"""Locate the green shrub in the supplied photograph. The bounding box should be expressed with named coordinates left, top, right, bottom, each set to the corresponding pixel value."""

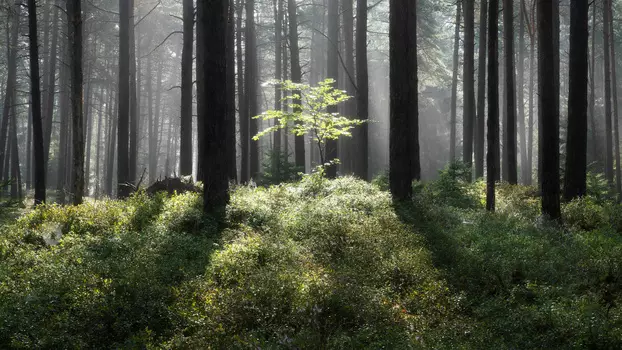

left=562, top=196, right=607, bottom=231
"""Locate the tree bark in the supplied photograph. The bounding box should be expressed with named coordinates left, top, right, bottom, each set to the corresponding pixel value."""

left=487, top=0, right=499, bottom=211
left=604, top=0, right=614, bottom=184
left=227, top=0, right=237, bottom=182
left=389, top=0, right=419, bottom=200
left=450, top=1, right=461, bottom=163
left=273, top=0, right=283, bottom=177
left=475, top=0, right=487, bottom=179
left=197, top=0, right=230, bottom=213
left=325, top=0, right=339, bottom=178
left=246, top=0, right=259, bottom=179
left=28, top=0, right=46, bottom=205
left=354, top=0, right=369, bottom=180
left=129, top=0, right=138, bottom=185
left=503, top=0, right=517, bottom=184
left=563, top=0, right=589, bottom=201
left=538, top=0, right=561, bottom=220
left=608, top=0, right=622, bottom=199
left=236, top=0, right=248, bottom=182
left=0, top=3, right=19, bottom=189
left=118, top=0, right=131, bottom=198
left=288, top=0, right=305, bottom=172
left=464, top=0, right=475, bottom=177
left=43, top=1, right=60, bottom=169
left=68, top=0, right=84, bottom=205
left=180, top=0, right=194, bottom=176
left=518, top=0, right=528, bottom=184
left=342, top=0, right=356, bottom=174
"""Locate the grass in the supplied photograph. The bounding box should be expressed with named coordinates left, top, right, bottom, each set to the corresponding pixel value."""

left=0, top=168, right=621, bottom=348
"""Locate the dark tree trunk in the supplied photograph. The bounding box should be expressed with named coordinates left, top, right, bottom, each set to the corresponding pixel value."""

left=538, top=0, right=561, bottom=220
left=342, top=0, right=355, bottom=174
left=527, top=0, right=535, bottom=186
left=246, top=0, right=259, bottom=179
left=57, top=39, right=70, bottom=203
left=608, top=0, right=622, bottom=198
left=325, top=0, right=339, bottom=178
left=354, top=0, right=369, bottom=180
left=10, top=91, right=21, bottom=200
left=463, top=0, right=475, bottom=176
left=589, top=1, right=600, bottom=167
left=118, top=0, right=131, bottom=198
left=0, top=3, right=19, bottom=188
left=288, top=0, right=305, bottom=172
left=563, top=0, right=589, bottom=201
left=28, top=0, right=46, bottom=205
left=197, top=0, right=230, bottom=213
left=236, top=0, right=248, bottom=182
left=604, top=0, right=614, bottom=184
left=26, top=100, right=32, bottom=190
left=95, top=84, right=105, bottom=197
left=105, top=84, right=118, bottom=197
left=475, top=0, right=488, bottom=179
left=450, top=1, right=461, bottom=162
left=504, top=0, right=517, bottom=184
left=389, top=0, right=419, bottom=200
left=487, top=0, right=499, bottom=211
left=68, top=0, right=84, bottom=205
left=518, top=0, right=528, bottom=184
left=129, top=0, right=138, bottom=185
left=227, top=0, right=237, bottom=182
left=180, top=0, right=194, bottom=176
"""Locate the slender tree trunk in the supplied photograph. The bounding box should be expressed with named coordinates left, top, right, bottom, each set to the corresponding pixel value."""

left=464, top=0, right=475, bottom=177
left=539, top=0, right=561, bottom=220
left=198, top=0, right=229, bottom=212
left=246, top=0, right=259, bottom=179
left=342, top=0, right=356, bottom=174
left=28, top=0, right=46, bottom=205
left=518, top=1, right=528, bottom=184
left=227, top=0, right=237, bottom=182
left=288, top=0, right=305, bottom=172
left=325, top=0, right=339, bottom=178
left=10, top=91, right=21, bottom=200
left=57, top=37, right=70, bottom=204
left=504, top=0, right=517, bottom=184
left=608, top=0, right=622, bottom=198
left=273, top=0, right=283, bottom=178
left=475, top=0, right=487, bottom=179
left=118, top=0, right=131, bottom=198
left=95, top=84, right=104, bottom=197
left=604, top=0, right=614, bottom=184
left=26, top=100, right=32, bottom=190
left=563, top=0, right=589, bottom=201
left=0, top=3, right=19, bottom=189
left=68, top=0, right=84, bottom=205
left=105, top=83, right=118, bottom=197
left=450, top=1, right=461, bottom=162
left=528, top=0, right=535, bottom=186
left=236, top=0, right=248, bottom=182
left=487, top=0, right=499, bottom=211
left=354, top=0, right=369, bottom=180
left=43, top=1, right=59, bottom=169
left=589, top=1, right=600, bottom=167
left=180, top=0, right=194, bottom=176
left=129, top=0, right=138, bottom=186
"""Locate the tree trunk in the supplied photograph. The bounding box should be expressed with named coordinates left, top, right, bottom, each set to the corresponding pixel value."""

left=10, top=91, right=21, bottom=200
left=236, top=0, right=248, bottom=182
left=246, top=0, right=259, bottom=179
left=589, top=1, right=600, bottom=167
left=95, top=84, right=105, bottom=197
left=450, top=1, right=461, bottom=162
left=342, top=0, right=356, bottom=174
left=354, top=0, right=369, bottom=180
left=0, top=3, right=19, bottom=190
left=68, top=0, right=84, bottom=205
left=608, top=0, right=622, bottom=198
left=464, top=0, right=475, bottom=177
left=518, top=0, right=528, bottom=184
left=563, top=0, right=589, bottom=201
left=118, top=0, right=131, bottom=198
left=288, top=0, right=305, bottom=172
left=28, top=0, right=46, bottom=205
left=487, top=0, right=499, bottom=211
left=197, top=0, right=230, bottom=213
left=325, top=0, right=339, bottom=178
left=527, top=0, right=535, bottom=186
left=129, top=0, right=138, bottom=185
left=538, top=0, right=561, bottom=220
left=180, top=0, right=194, bottom=176
left=43, top=1, right=60, bottom=169
left=389, top=0, right=418, bottom=200
left=57, top=37, right=70, bottom=204
left=503, top=0, right=517, bottom=184
left=227, top=0, right=237, bottom=182
left=273, top=0, right=283, bottom=178
left=604, top=0, right=614, bottom=184
left=475, top=0, right=487, bottom=179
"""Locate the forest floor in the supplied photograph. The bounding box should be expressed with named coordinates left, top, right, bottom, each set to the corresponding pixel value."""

left=1, top=166, right=621, bottom=349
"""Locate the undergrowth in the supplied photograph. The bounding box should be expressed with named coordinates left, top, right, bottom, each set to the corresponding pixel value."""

left=0, top=167, right=621, bottom=348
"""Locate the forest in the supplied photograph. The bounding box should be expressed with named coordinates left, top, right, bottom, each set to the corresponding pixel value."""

left=0, top=0, right=622, bottom=348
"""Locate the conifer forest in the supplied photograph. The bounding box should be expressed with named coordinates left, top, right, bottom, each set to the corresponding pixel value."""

left=1, top=0, right=622, bottom=348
